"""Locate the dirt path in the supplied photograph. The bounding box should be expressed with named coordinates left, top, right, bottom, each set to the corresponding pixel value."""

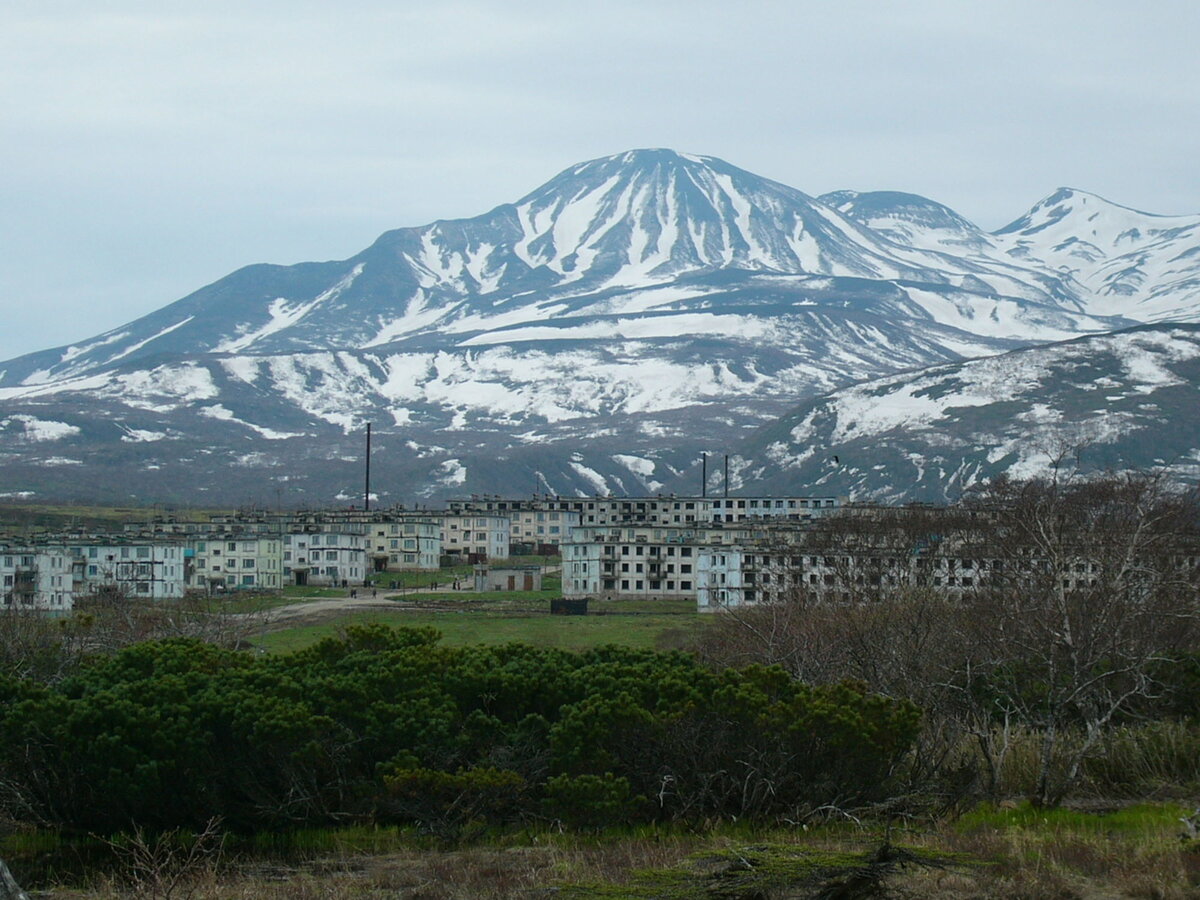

left=259, top=565, right=561, bottom=628
left=263, top=582, right=493, bottom=625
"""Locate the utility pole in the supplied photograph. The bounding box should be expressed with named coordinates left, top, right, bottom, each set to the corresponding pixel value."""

left=701, top=453, right=707, bottom=498
left=364, top=422, right=372, bottom=512
left=724, top=455, right=729, bottom=498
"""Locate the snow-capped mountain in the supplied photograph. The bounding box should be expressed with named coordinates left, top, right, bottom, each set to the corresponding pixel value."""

left=715, top=324, right=1200, bottom=503
left=993, top=188, right=1200, bottom=323
left=0, top=149, right=1197, bottom=504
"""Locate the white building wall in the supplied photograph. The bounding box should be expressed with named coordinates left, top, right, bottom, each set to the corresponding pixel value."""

left=284, top=532, right=366, bottom=585
left=440, top=514, right=510, bottom=559
left=697, top=548, right=746, bottom=610
left=75, top=543, right=187, bottom=599
left=0, top=548, right=77, bottom=611
left=562, top=540, right=601, bottom=597
left=559, top=525, right=737, bottom=601
left=190, top=536, right=283, bottom=591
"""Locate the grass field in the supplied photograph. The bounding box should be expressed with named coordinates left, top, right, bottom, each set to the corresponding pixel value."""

left=366, top=565, right=476, bottom=589
left=0, top=503, right=231, bottom=532
left=14, top=803, right=1200, bottom=898
left=260, top=598, right=705, bottom=654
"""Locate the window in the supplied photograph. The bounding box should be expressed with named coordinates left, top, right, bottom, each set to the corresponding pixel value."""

left=243, top=558, right=255, bottom=568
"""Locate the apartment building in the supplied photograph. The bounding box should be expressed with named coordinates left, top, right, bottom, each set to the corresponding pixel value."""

left=439, top=513, right=510, bottom=561
left=449, top=494, right=841, bottom=537
left=561, top=523, right=754, bottom=600
left=189, top=535, right=284, bottom=592
left=367, top=518, right=441, bottom=571
left=72, top=541, right=187, bottom=600
left=0, top=546, right=80, bottom=611
left=283, top=531, right=366, bottom=586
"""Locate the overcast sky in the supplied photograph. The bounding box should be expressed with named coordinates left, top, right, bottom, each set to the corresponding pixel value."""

left=2, top=0, right=1198, bottom=361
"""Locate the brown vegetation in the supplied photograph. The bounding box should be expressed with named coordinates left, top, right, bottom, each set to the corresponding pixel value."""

left=698, top=472, right=1200, bottom=808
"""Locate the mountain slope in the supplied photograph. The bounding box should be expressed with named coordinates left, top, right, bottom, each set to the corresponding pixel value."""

left=1, top=150, right=1198, bottom=504
left=994, top=188, right=1200, bottom=322
left=0, top=151, right=1131, bottom=389
left=716, top=324, right=1200, bottom=503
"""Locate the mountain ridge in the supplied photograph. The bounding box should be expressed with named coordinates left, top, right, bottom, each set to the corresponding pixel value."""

left=1, top=149, right=1197, bottom=504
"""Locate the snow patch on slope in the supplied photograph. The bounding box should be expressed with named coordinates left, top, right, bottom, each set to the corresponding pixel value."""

left=9, top=416, right=80, bottom=441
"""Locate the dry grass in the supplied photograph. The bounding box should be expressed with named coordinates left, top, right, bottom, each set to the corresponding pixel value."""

left=40, top=837, right=703, bottom=899
left=24, top=808, right=1200, bottom=899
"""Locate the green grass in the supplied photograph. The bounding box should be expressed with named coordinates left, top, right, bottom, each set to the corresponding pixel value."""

left=367, top=565, right=475, bottom=589
left=408, top=590, right=556, bottom=604
left=955, top=801, right=1187, bottom=836
left=0, top=502, right=229, bottom=528
left=491, top=554, right=562, bottom=567
left=277, top=586, right=348, bottom=599
left=13, top=805, right=1200, bottom=897
left=260, top=606, right=707, bottom=655
left=209, top=593, right=303, bottom=614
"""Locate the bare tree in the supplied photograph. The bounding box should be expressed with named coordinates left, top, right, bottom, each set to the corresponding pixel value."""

left=0, top=857, right=30, bottom=900
left=99, top=816, right=225, bottom=900
left=74, top=588, right=274, bottom=654
left=957, top=471, right=1200, bottom=805
left=0, top=607, right=93, bottom=683
left=697, top=471, right=1200, bottom=807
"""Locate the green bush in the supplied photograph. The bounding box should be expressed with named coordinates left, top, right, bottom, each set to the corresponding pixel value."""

left=0, top=628, right=920, bottom=834
left=542, top=773, right=645, bottom=830
left=379, top=766, right=526, bottom=839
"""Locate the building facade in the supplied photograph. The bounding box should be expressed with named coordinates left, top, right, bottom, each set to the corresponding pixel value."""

left=72, top=541, right=188, bottom=600
left=368, top=518, right=442, bottom=571
left=561, top=524, right=755, bottom=600
left=189, top=535, right=284, bottom=592
left=0, top=547, right=79, bottom=611
left=283, top=532, right=366, bottom=586
left=439, top=513, right=510, bottom=561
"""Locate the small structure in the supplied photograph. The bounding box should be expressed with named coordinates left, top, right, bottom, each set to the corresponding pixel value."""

left=473, top=565, right=542, bottom=592
left=550, top=598, right=588, bottom=615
